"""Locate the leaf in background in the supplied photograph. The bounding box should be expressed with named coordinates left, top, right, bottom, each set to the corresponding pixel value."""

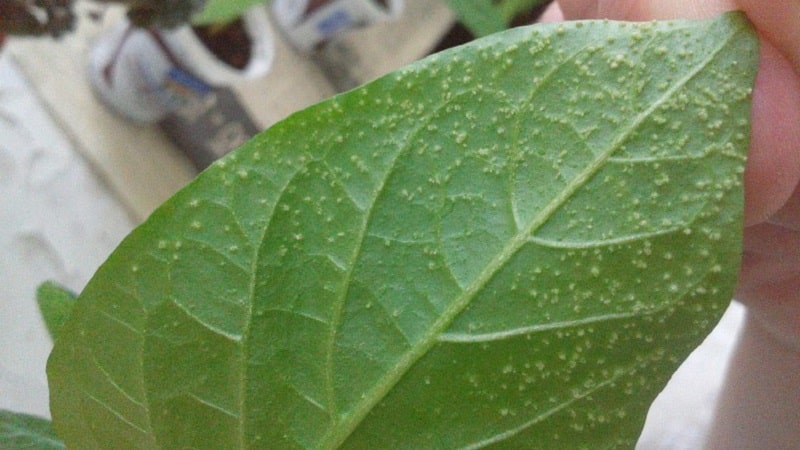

left=47, top=12, right=757, bottom=449
left=36, top=282, right=77, bottom=341
left=0, top=410, right=65, bottom=450
left=191, top=0, right=267, bottom=25
left=446, top=0, right=552, bottom=37
left=496, top=0, right=552, bottom=21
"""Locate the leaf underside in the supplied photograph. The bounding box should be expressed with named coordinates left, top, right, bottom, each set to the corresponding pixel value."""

left=48, top=12, right=757, bottom=449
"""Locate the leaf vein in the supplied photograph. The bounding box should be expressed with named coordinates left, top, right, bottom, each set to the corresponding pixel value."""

left=437, top=311, right=645, bottom=343
left=83, top=391, right=149, bottom=435
left=90, top=355, right=147, bottom=410
left=169, top=298, right=241, bottom=341
left=321, top=92, right=480, bottom=441
left=187, top=393, right=239, bottom=418
left=459, top=359, right=643, bottom=449
left=239, top=158, right=312, bottom=447
left=527, top=227, right=680, bottom=249
left=261, top=307, right=329, bottom=326
left=183, top=237, right=250, bottom=273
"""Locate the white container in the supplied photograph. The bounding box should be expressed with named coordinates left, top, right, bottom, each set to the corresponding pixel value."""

left=89, top=6, right=275, bottom=123
left=272, top=0, right=404, bottom=52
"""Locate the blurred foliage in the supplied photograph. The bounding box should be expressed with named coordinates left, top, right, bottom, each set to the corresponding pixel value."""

left=446, top=0, right=552, bottom=36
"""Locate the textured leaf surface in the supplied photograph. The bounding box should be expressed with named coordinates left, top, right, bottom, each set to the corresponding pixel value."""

left=48, top=13, right=757, bottom=449
left=0, top=410, right=65, bottom=450
left=36, top=282, right=77, bottom=341
left=446, top=0, right=552, bottom=36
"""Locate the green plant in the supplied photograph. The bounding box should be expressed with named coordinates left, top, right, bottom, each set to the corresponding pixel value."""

left=1, top=11, right=758, bottom=449
left=192, top=0, right=266, bottom=25
left=0, top=410, right=64, bottom=450
left=445, top=0, right=553, bottom=37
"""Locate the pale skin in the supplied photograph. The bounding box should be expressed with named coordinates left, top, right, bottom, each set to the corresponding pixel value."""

left=542, top=0, right=800, bottom=447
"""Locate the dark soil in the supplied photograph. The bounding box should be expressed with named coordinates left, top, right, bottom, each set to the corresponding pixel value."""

left=193, top=18, right=252, bottom=70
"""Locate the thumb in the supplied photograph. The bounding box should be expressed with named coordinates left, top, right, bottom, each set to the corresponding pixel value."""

left=555, top=0, right=735, bottom=21
left=737, top=0, right=800, bottom=76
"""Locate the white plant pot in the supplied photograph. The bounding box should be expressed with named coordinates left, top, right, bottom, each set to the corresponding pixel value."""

left=89, top=6, right=275, bottom=123
left=272, top=0, right=404, bottom=52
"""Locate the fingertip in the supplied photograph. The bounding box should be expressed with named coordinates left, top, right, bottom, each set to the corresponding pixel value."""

left=539, top=2, right=564, bottom=23
left=743, top=41, right=800, bottom=226
left=736, top=0, right=800, bottom=76
left=556, top=0, right=734, bottom=21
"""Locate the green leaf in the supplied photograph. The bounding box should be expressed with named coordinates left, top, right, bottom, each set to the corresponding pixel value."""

left=47, top=12, right=758, bottom=448
left=192, top=0, right=267, bottom=25
left=0, top=410, right=65, bottom=450
left=447, top=0, right=552, bottom=37
left=36, top=282, right=77, bottom=341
